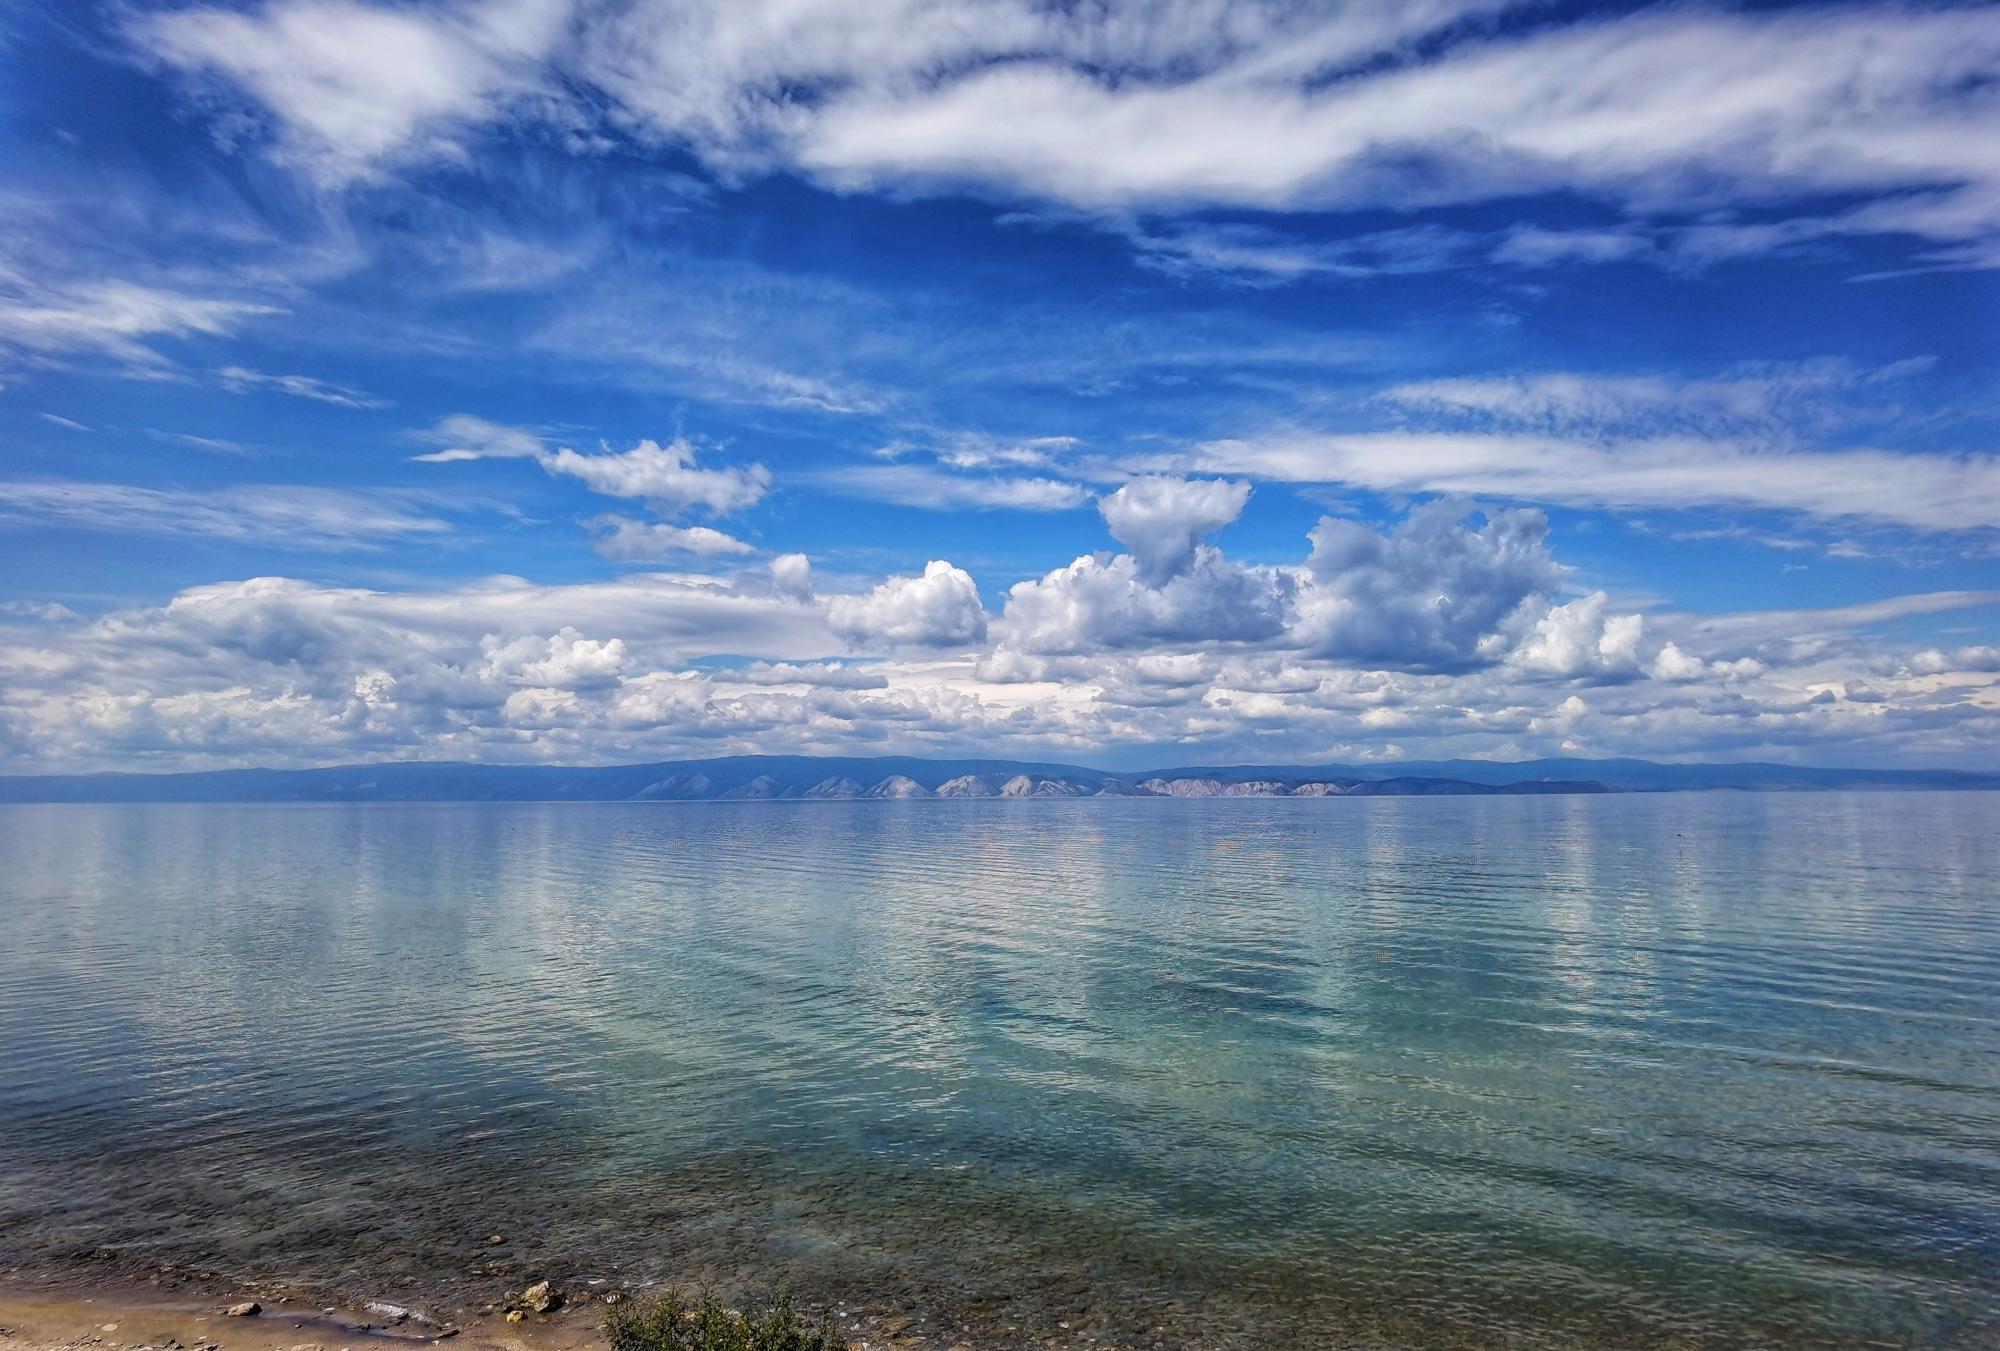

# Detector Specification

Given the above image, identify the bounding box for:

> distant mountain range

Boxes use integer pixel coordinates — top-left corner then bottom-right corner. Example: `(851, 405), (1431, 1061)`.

(0, 754), (1994, 802)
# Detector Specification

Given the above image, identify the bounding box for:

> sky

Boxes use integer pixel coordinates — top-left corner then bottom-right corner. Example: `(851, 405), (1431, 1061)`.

(1, 0), (1998, 773)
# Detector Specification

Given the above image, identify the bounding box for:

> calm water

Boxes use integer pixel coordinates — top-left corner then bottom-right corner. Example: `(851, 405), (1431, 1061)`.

(2, 795), (1997, 1347)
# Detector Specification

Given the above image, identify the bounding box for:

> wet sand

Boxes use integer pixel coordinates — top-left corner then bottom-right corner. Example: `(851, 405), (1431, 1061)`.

(0, 1271), (996, 1351)
(0, 1286), (579, 1351)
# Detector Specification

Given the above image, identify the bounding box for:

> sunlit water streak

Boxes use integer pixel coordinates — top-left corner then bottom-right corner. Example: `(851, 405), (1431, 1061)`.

(1, 794), (1997, 1347)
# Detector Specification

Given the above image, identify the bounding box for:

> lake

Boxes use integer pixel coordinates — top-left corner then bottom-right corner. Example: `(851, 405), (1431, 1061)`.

(1, 794), (1996, 1347)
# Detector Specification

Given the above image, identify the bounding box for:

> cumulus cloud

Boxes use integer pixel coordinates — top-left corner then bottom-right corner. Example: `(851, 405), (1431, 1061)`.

(1098, 477), (1251, 584)
(828, 560), (988, 648)
(769, 553), (813, 600)
(588, 515), (755, 560)
(483, 628), (629, 688)
(1291, 501), (1559, 672)
(0, 565), (1992, 771)
(994, 499), (1583, 673)
(1002, 549), (1289, 655)
(1908, 645), (2000, 675)
(502, 685), (581, 727)
(1510, 592), (1646, 681)
(541, 438), (771, 516)
(1642, 642), (1768, 685)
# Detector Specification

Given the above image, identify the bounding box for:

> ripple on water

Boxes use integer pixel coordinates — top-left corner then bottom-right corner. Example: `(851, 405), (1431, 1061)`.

(1, 792), (1997, 1347)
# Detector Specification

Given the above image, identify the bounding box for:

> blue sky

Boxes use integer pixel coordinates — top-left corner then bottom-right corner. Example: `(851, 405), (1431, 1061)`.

(1, 0), (1997, 771)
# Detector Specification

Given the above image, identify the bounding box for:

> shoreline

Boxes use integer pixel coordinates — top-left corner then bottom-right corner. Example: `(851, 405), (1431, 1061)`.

(0, 1263), (1016, 1351)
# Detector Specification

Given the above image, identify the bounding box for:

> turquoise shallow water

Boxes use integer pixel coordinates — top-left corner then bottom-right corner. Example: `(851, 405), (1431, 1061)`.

(1, 794), (1997, 1347)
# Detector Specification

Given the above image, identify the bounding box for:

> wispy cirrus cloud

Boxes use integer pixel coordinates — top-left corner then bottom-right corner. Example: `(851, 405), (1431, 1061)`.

(1181, 432), (2000, 533)
(130, 0), (2000, 271)
(0, 276), (274, 367)
(782, 6), (2000, 230)
(818, 464), (1090, 512)
(144, 429), (257, 456)
(1122, 221), (1479, 285)
(216, 365), (390, 409)
(0, 480), (452, 549)
(1373, 360), (1935, 442)
(409, 413), (547, 462)
(132, 0), (571, 185)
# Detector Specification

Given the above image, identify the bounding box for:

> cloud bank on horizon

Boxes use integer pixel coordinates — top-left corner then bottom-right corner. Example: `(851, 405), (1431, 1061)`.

(0, 0), (1996, 772)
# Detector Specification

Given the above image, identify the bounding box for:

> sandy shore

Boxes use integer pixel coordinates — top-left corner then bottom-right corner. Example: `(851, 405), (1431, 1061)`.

(0, 1287), (592, 1351)
(0, 1277), (988, 1351)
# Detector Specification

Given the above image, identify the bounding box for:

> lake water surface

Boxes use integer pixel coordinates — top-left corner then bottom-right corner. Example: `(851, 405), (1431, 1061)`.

(2, 794), (1997, 1347)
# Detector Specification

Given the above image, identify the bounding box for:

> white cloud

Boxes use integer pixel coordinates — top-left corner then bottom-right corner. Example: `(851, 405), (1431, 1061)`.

(828, 560), (988, 648)
(738, 661), (886, 690)
(0, 566), (1992, 771)
(1000, 548), (1290, 655)
(541, 438), (771, 516)
(0, 278), (274, 366)
(141, 2), (2000, 266)
(1644, 641), (1767, 685)
(1098, 477), (1250, 584)
(589, 515), (755, 560)
(216, 365), (390, 409)
(1491, 226), (1658, 269)
(1909, 645), (2000, 675)
(483, 627), (630, 688)
(1189, 431), (2000, 532)
(769, 553), (813, 600)
(1648, 642), (1708, 683)
(786, 5), (2000, 246)
(1125, 220), (1477, 284)
(996, 500), (1570, 671)
(410, 414), (546, 462)
(502, 685), (581, 727)
(0, 480), (450, 549)
(1510, 591), (1646, 681)
(146, 429), (255, 456)
(0, 601), (81, 622)
(820, 464), (1089, 512)
(1292, 501), (1559, 672)
(897, 432), (1081, 471)
(1374, 361), (1927, 441)
(135, 0), (571, 184)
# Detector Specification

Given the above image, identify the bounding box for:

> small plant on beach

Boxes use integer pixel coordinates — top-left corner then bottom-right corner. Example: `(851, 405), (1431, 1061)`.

(603, 1289), (843, 1351)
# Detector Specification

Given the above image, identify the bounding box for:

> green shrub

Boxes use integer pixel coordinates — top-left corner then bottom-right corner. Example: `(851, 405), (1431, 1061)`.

(603, 1289), (844, 1351)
